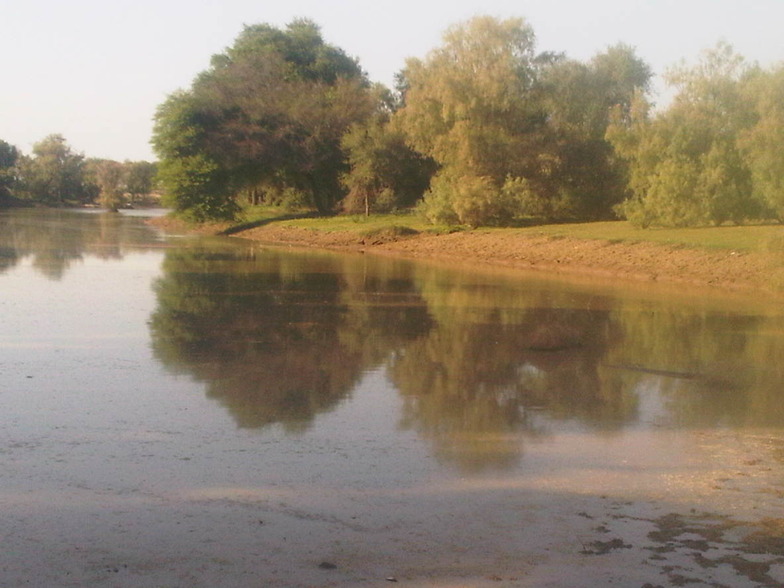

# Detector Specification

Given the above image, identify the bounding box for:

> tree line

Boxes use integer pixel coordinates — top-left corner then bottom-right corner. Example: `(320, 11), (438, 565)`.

(7, 16), (782, 228)
(0, 134), (157, 211)
(152, 16), (652, 225)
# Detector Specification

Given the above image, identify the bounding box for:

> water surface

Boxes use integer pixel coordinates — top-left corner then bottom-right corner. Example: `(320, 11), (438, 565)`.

(2, 208), (783, 587)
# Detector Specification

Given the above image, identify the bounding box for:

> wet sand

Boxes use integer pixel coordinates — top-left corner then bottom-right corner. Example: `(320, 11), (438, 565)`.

(5, 425), (784, 587)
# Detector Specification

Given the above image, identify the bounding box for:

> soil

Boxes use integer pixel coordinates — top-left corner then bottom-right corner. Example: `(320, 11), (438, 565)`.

(230, 223), (777, 295)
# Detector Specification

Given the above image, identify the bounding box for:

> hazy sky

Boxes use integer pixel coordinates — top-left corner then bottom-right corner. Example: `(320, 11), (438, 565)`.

(3, 0), (783, 161)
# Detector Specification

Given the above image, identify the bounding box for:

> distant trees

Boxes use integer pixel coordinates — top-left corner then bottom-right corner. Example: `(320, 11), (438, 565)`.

(7, 16), (783, 229)
(17, 134), (88, 204)
(153, 18), (376, 221)
(0, 140), (19, 202)
(125, 161), (157, 204)
(0, 135), (157, 210)
(85, 159), (126, 211)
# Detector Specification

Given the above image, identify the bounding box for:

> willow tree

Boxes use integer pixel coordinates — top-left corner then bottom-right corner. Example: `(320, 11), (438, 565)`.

(739, 64), (784, 221)
(610, 43), (760, 227)
(398, 16), (650, 226)
(398, 16), (544, 226)
(153, 19), (375, 221)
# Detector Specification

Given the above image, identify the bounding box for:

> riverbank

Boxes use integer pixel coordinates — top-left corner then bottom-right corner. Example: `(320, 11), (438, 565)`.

(244, 225), (781, 296)
(151, 215), (782, 295)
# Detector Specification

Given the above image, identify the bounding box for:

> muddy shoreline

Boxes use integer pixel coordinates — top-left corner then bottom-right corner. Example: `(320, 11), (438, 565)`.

(219, 222), (776, 296)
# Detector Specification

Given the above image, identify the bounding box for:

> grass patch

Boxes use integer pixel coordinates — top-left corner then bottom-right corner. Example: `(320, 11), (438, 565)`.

(271, 211), (437, 234)
(232, 207), (784, 254)
(517, 221), (784, 252)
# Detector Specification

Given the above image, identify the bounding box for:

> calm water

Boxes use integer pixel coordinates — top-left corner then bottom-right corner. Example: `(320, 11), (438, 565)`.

(1, 208), (783, 587)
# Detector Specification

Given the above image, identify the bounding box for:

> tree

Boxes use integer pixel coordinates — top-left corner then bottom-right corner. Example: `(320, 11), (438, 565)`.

(610, 43), (758, 227)
(125, 160), (157, 204)
(738, 65), (784, 220)
(340, 109), (436, 215)
(17, 134), (87, 204)
(153, 90), (237, 221)
(0, 139), (19, 202)
(398, 17), (651, 226)
(536, 45), (651, 220)
(398, 16), (546, 225)
(153, 19), (374, 220)
(85, 158), (126, 211)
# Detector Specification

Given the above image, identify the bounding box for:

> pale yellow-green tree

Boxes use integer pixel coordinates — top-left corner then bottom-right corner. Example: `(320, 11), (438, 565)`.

(738, 64), (784, 220)
(86, 159), (126, 211)
(399, 16), (545, 225)
(610, 43), (760, 227)
(398, 16), (650, 226)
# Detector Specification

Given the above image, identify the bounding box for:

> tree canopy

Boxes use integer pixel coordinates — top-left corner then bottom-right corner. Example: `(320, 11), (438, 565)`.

(16, 134), (88, 204)
(397, 17), (651, 226)
(0, 139), (19, 202)
(0, 135), (157, 210)
(609, 43), (783, 227)
(152, 19), (375, 220)
(6, 15), (784, 229)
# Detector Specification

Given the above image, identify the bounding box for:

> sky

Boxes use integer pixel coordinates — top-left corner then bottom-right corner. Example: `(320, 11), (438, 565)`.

(3, 0), (783, 162)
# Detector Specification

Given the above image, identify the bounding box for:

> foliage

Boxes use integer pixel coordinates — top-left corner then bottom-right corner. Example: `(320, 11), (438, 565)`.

(738, 64), (784, 220)
(152, 19), (375, 220)
(0, 139), (19, 200)
(397, 16), (651, 226)
(85, 159), (126, 211)
(156, 153), (236, 221)
(16, 134), (88, 204)
(340, 114), (436, 215)
(609, 43), (773, 227)
(125, 160), (158, 202)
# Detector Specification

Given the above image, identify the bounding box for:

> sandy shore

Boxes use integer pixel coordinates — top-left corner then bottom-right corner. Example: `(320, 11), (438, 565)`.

(229, 223), (776, 295)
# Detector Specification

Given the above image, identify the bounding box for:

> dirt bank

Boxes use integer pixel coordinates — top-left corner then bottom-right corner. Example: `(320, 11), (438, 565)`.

(234, 223), (776, 294)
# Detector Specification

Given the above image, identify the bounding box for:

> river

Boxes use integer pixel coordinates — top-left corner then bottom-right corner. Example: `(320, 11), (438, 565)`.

(1, 208), (783, 587)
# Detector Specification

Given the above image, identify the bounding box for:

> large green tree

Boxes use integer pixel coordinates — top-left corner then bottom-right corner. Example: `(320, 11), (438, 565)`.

(738, 64), (784, 220)
(340, 86), (436, 215)
(399, 16), (544, 226)
(153, 19), (374, 220)
(398, 16), (650, 226)
(609, 43), (760, 227)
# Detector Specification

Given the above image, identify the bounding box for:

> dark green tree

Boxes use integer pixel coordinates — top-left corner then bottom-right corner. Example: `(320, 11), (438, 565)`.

(340, 98), (436, 215)
(153, 19), (374, 220)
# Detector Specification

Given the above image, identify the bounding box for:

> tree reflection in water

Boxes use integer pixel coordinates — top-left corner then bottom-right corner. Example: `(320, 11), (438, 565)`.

(149, 244), (784, 471)
(0, 208), (159, 279)
(150, 246), (433, 431)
